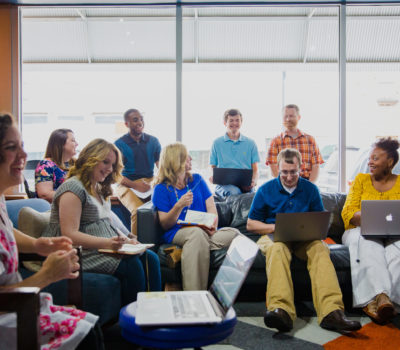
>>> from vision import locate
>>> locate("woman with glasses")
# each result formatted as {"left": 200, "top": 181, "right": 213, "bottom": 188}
{"left": 342, "top": 137, "right": 400, "bottom": 324}
{"left": 152, "top": 143, "right": 239, "bottom": 290}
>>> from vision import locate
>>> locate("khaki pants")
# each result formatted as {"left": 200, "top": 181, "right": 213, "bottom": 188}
{"left": 172, "top": 226, "right": 239, "bottom": 291}
{"left": 115, "top": 178, "right": 153, "bottom": 235}
{"left": 257, "top": 235, "right": 344, "bottom": 324}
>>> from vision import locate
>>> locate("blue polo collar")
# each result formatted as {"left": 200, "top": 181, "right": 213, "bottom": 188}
{"left": 277, "top": 176, "right": 304, "bottom": 195}
{"left": 223, "top": 133, "right": 243, "bottom": 142}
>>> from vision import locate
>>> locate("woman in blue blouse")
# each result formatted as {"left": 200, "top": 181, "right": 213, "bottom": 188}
{"left": 152, "top": 143, "right": 238, "bottom": 290}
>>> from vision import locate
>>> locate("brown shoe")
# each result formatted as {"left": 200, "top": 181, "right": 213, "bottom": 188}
{"left": 320, "top": 310, "right": 361, "bottom": 332}
{"left": 363, "top": 299, "right": 384, "bottom": 324}
{"left": 376, "top": 293, "right": 396, "bottom": 322}
{"left": 264, "top": 308, "right": 293, "bottom": 332}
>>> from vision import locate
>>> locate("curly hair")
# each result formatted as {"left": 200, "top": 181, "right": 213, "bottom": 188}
{"left": 373, "top": 137, "right": 400, "bottom": 169}
{"left": 154, "top": 142, "right": 192, "bottom": 187}
{"left": 0, "top": 113, "right": 15, "bottom": 163}
{"left": 68, "top": 139, "right": 123, "bottom": 199}
{"left": 44, "top": 128, "right": 74, "bottom": 170}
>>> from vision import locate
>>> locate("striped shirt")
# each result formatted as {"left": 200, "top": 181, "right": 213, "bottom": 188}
{"left": 266, "top": 129, "right": 324, "bottom": 179}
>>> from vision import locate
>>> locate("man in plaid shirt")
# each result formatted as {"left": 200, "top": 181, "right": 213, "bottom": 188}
{"left": 266, "top": 104, "right": 324, "bottom": 183}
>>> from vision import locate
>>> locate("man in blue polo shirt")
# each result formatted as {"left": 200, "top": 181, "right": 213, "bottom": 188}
{"left": 209, "top": 108, "right": 259, "bottom": 197}
{"left": 247, "top": 148, "right": 361, "bottom": 333}
{"left": 115, "top": 108, "right": 161, "bottom": 235}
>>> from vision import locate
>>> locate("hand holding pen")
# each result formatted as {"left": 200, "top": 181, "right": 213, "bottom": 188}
{"left": 177, "top": 190, "right": 193, "bottom": 210}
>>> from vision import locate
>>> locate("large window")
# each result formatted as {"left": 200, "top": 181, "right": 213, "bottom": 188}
{"left": 21, "top": 7, "right": 176, "bottom": 164}
{"left": 181, "top": 7, "right": 339, "bottom": 190}
{"left": 19, "top": 4, "right": 400, "bottom": 193}
{"left": 346, "top": 6, "right": 400, "bottom": 186}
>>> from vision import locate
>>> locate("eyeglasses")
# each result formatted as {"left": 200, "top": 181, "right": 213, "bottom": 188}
{"left": 280, "top": 170, "right": 300, "bottom": 177}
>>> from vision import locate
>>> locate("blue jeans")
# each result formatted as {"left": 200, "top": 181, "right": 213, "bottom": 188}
{"left": 114, "top": 249, "right": 161, "bottom": 305}
{"left": 215, "top": 184, "right": 242, "bottom": 198}
{"left": 214, "top": 184, "right": 258, "bottom": 198}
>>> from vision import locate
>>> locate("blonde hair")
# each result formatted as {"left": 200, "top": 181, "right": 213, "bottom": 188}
{"left": 154, "top": 142, "right": 192, "bottom": 187}
{"left": 68, "top": 139, "right": 123, "bottom": 199}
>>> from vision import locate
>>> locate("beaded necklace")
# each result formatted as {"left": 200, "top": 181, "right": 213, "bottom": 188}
{"left": 173, "top": 184, "right": 192, "bottom": 213}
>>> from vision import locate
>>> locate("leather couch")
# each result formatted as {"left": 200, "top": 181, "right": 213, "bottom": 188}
{"left": 137, "top": 192, "right": 353, "bottom": 307}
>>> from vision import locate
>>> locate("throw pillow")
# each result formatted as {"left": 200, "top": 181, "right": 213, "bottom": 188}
{"left": 18, "top": 207, "right": 50, "bottom": 238}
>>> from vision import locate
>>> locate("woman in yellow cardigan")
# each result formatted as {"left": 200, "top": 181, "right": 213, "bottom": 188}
{"left": 342, "top": 138, "right": 400, "bottom": 324}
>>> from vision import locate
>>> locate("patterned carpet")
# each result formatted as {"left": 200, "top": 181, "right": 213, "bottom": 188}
{"left": 104, "top": 301, "right": 400, "bottom": 350}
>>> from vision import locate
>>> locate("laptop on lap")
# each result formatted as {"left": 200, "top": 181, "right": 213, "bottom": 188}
{"left": 273, "top": 211, "right": 331, "bottom": 242}
{"left": 135, "top": 235, "right": 259, "bottom": 326}
{"left": 361, "top": 200, "right": 400, "bottom": 238}
{"left": 213, "top": 168, "right": 253, "bottom": 187}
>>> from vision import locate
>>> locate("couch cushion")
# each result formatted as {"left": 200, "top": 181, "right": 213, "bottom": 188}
{"left": 320, "top": 192, "right": 347, "bottom": 243}
{"left": 18, "top": 207, "right": 50, "bottom": 238}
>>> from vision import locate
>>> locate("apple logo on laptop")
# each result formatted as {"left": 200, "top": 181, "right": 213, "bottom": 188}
{"left": 386, "top": 214, "right": 393, "bottom": 222}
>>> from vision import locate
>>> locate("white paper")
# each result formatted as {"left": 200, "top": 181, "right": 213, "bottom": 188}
{"left": 129, "top": 187, "right": 153, "bottom": 199}
{"left": 177, "top": 210, "right": 217, "bottom": 228}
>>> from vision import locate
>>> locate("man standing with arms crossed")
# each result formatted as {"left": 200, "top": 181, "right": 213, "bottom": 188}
{"left": 247, "top": 148, "right": 361, "bottom": 333}
{"left": 210, "top": 108, "right": 260, "bottom": 197}
{"left": 267, "top": 104, "right": 323, "bottom": 183}
{"left": 115, "top": 109, "right": 161, "bottom": 235}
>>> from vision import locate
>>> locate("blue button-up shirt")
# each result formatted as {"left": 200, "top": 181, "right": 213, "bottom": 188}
{"left": 248, "top": 177, "right": 324, "bottom": 223}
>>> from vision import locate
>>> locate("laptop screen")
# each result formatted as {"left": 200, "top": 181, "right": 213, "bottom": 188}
{"left": 209, "top": 235, "right": 259, "bottom": 312}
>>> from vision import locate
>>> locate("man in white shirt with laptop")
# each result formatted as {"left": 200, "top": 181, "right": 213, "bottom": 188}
{"left": 246, "top": 148, "right": 361, "bottom": 333}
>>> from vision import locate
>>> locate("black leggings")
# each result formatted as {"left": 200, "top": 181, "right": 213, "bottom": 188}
{"left": 76, "top": 321, "right": 105, "bottom": 350}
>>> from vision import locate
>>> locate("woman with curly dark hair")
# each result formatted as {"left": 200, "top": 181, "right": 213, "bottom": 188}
{"left": 342, "top": 137, "right": 400, "bottom": 324}
{"left": 43, "top": 138, "right": 161, "bottom": 305}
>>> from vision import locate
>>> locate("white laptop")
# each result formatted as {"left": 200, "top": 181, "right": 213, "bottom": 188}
{"left": 361, "top": 200, "right": 400, "bottom": 238}
{"left": 135, "top": 235, "right": 259, "bottom": 326}
{"left": 273, "top": 211, "right": 331, "bottom": 242}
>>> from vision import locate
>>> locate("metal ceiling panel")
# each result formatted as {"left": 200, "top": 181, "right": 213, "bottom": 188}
{"left": 87, "top": 20, "right": 176, "bottom": 61}
{"left": 347, "top": 18, "right": 400, "bottom": 62}
{"left": 306, "top": 19, "right": 338, "bottom": 62}
{"left": 198, "top": 19, "right": 307, "bottom": 62}
{"left": 22, "top": 20, "right": 88, "bottom": 62}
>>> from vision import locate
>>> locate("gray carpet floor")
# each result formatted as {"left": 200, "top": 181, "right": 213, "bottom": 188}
{"left": 103, "top": 301, "right": 375, "bottom": 350}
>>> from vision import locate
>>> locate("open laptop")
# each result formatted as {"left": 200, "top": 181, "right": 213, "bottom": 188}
{"left": 135, "top": 235, "right": 259, "bottom": 326}
{"left": 273, "top": 211, "right": 331, "bottom": 242}
{"left": 213, "top": 168, "right": 253, "bottom": 187}
{"left": 361, "top": 200, "right": 400, "bottom": 238}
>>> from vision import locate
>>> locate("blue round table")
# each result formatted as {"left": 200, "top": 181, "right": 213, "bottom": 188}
{"left": 119, "top": 302, "right": 237, "bottom": 349}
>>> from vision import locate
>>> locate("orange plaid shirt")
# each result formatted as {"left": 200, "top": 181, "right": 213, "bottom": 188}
{"left": 266, "top": 129, "right": 324, "bottom": 179}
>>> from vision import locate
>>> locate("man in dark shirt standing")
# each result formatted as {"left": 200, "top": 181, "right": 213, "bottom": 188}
{"left": 115, "top": 109, "right": 161, "bottom": 235}
{"left": 247, "top": 148, "right": 360, "bottom": 333}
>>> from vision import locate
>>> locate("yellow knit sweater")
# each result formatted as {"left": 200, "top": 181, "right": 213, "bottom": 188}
{"left": 341, "top": 173, "right": 400, "bottom": 230}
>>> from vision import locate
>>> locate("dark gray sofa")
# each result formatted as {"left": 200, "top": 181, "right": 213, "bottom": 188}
{"left": 137, "top": 192, "right": 353, "bottom": 307}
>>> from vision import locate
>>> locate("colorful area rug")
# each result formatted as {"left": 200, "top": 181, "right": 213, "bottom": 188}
{"left": 324, "top": 322, "right": 400, "bottom": 350}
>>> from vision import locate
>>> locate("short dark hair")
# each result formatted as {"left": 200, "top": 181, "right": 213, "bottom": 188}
{"left": 0, "top": 113, "right": 15, "bottom": 163}
{"left": 373, "top": 137, "right": 400, "bottom": 169}
{"left": 223, "top": 108, "right": 242, "bottom": 122}
{"left": 284, "top": 104, "right": 300, "bottom": 114}
{"left": 123, "top": 108, "right": 141, "bottom": 122}
{"left": 277, "top": 148, "right": 302, "bottom": 166}
{"left": 44, "top": 129, "right": 73, "bottom": 169}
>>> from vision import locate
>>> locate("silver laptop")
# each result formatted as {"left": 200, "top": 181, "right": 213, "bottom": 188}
{"left": 361, "top": 200, "right": 400, "bottom": 238}
{"left": 135, "top": 235, "right": 259, "bottom": 326}
{"left": 273, "top": 211, "right": 331, "bottom": 242}
{"left": 213, "top": 168, "right": 253, "bottom": 187}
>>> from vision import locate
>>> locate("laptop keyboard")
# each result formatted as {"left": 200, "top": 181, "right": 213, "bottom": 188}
{"left": 171, "top": 294, "right": 210, "bottom": 318}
